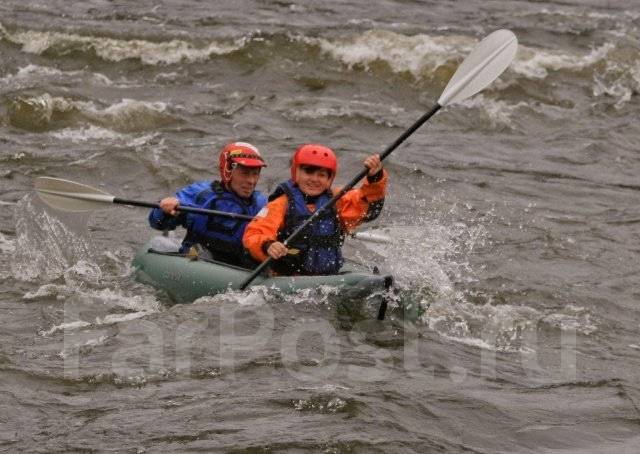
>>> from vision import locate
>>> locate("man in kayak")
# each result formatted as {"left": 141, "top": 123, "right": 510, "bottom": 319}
{"left": 149, "top": 141, "right": 267, "bottom": 267}
{"left": 242, "top": 143, "right": 386, "bottom": 275}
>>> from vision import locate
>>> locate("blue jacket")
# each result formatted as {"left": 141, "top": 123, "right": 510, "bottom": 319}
{"left": 149, "top": 180, "right": 266, "bottom": 266}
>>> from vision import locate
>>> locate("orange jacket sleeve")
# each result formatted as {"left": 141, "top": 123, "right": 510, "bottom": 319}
{"left": 243, "top": 195, "right": 288, "bottom": 262}
{"left": 335, "top": 169, "right": 388, "bottom": 232}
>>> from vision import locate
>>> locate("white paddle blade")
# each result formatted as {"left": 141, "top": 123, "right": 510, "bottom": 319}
{"left": 351, "top": 231, "right": 392, "bottom": 244}
{"left": 438, "top": 29, "right": 517, "bottom": 106}
{"left": 34, "top": 177, "right": 115, "bottom": 212}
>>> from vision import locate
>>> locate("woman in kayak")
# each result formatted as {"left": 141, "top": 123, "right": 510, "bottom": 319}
{"left": 243, "top": 143, "right": 387, "bottom": 275}
{"left": 149, "top": 142, "right": 267, "bottom": 267}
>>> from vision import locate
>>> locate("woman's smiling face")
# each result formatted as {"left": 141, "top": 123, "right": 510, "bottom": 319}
{"left": 295, "top": 165, "right": 332, "bottom": 196}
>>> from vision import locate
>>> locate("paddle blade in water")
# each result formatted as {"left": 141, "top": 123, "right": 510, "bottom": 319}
{"left": 34, "top": 177, "right": 115, "bottom": 212}
{"left": 438, "top": 29, "right": 518, "bottom": 106}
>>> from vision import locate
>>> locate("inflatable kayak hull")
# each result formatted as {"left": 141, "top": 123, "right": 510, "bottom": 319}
{"left": 132, "top": 239, "right": 393, "bottom": 309}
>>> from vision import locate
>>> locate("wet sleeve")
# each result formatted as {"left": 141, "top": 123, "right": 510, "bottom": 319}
{"left": 147, "top": 181, "right": 208, "bottom": 231}
{"left": 242, "top": 195, "right": 288, "bottom": 262}
{"left": 335, "top": 169, "right": 388, "bottom": 232}
{"left": 148, "top": 207, "right": 183, "bottom": 231}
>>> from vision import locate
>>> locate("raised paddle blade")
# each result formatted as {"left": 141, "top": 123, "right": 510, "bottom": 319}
{"left": 438, "top": 29, "right": 517, "bottom": 106}
{"left": 35, "top": 177, "right": 115, "bottom": 212}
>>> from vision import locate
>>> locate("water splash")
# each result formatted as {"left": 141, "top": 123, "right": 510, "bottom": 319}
{"left": 12, "top": 195, "right": 94, "bottom": 282}
{"left": 358, "top": 197, "right": 599, "bottom": 351}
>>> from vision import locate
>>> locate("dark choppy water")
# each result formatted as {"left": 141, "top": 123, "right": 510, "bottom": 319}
{"left": 2, "top": 1, "right": 640, "bottom": 452}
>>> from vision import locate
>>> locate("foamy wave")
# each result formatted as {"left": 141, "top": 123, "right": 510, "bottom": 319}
{"left": 40, "top": 320, "right": 91, "bottom": 336}
{"left": 592, "top": 56, "right": 640, "bottom": 108}
{"left": 458, "top": 94, "right": 530, "bottom": 129}
{"left": 0, "top": 64, "right": 114, "bottom": 95}
{"left": 85, "top": 98, "right": 172, "bottom": 132}
{"left": 280, "top": 96, "right": 407, "bottom": 126}
{"left": 9, "top": 93, "right": 174, "bottom": 132}
{"left": 8, "top": 93, "right": 91, "bottom": 131}
{"left": 537, "top": 7, "right": 640, "bottom": 22}
{"left": 51, "top": 125, "right": 125, "bottom": 142}
{"left": 15, "top": 64, "right": 66, "bottom": 78}
{"left": 427, "top": 301, "right": 542, "bottom": 353}
{"left": 2, "top": 24, "right": 245, "bottom": 65}
{"left": 513, "top": 43, "right": 614, "bottom": 79}
{"left": 302, "top": 29, "right": 474, "bottom": 79}
{"left": 303, "top": 29, "right": 636, "bottom": 107}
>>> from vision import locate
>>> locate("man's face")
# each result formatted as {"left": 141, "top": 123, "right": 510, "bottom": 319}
{"left": 228, "top": 164, "right": 261, "bottom": 198}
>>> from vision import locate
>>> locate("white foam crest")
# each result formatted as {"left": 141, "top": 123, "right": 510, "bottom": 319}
{"left": 12, "top": 93, "right": 95, "bottom": 125}
{"left": 193, "top": 283, "right": 340, "bottom": 308}
{"left": 95, "top": 312, "right": 150, "bottom": 325}
{"left": 83, "top": 98, "right": 172, "bottom": 132}
{"left": 5, "top": 27, "right": 246, "bottom": 65}
{"left": 51, "top": 125, "right": 125, "bottom": 142}
{"left": 281, "top": 96, "right": 406, "bottom": 126}
{"left": 0, "top": 231, "right": 15, "bottom": 255}
{"left": 16, "top": 64, "right": 66, "bottom": 78}
{"left": 458, "top": 94, "right": 528, "bottom": 129}
{"left": 25, "top": 281, "right": 161, "bottom": 316}
{"left": 426, "top": 299, "right": 541, "bottom": 353}
{"left": 23, "top": 284, "right": 64, "bottom": 300}
{"left": 424, "top": 292, "right": 598, "bottom": 351}
{"left": 83, "top": 287, "right": 161, "bottom": 313}
{"left": 541, "top": 311, "right": 597, "bottom": 336}
{"left": 0, "top": 64, "right": 114, "bottom": 90}
{"left": 302, "top": 30, "right": 474, "bottom": 79}
{"left": 284, "top": 285, "right": 341, "bottom": 307}
{"left": 16, "top": 93, "right": 174, "bottom": 132}
{"left": 592, "top": 59, "right": 640, "bottom": 108}
{"left": 632, "top": 61, "right": 640, "bottom": 87}
{"left": 513, "top": 43, "right": 614, "bottom": 79}
{"left": 0, "top": 232, "right": 17, "bottom": 280}
{"left": 40, "top": 320, "right": 91, "bottom": 336}
{"left": 593, "top": 76, "right": 633, "bottom": 108}
{"left": 193, "top": 285, "right": 269, "bottom": 307}
{"left": 537, "top": 7, "right": 640, "bottom": 21}
{"left": 40, "top": 308, "right": 154, "bottom": 337}
{"left": 12, "top": 196, "right": 94, "bottom": 282}
{"left": 302, "top": 30, "right": 616, "bottom": 85}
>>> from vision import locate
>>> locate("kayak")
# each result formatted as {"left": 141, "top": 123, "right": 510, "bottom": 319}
{"left": 132, "top": 237, "right": 393, "bottom": 310}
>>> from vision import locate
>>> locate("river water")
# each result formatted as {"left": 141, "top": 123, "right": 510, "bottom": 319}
{"left": 1, "top": 1, "right": 639, "bottom": 452}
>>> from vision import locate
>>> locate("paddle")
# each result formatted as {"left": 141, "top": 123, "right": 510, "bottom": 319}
{"left": 34, "top": 176, "right": 394, "bottom": 243}
{"left": 34, "top": 176, "right": 255, "bottom": 220}
{"left": 239, "top": 29, "right": 518, "bottom": 291}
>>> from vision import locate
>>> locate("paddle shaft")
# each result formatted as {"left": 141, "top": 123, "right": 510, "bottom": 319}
{"left": 112, "top": 197, "right": 254, "bottom": 220}
{"left": 239, "top": 103, "right": 442, "bottom": 290}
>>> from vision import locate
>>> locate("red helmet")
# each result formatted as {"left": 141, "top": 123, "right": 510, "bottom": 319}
{"left": 218, "top": 142, "right": 266, "bottom": 185}
{"left": 291, "top": 144, "right": 338, "bottom": 182}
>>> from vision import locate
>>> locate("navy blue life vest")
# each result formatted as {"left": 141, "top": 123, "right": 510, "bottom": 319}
{"left": 269, "top": 180, "right": 344, "bottom": 275}
{"left": 184, "top": 181, "right": 266, "bottom": 266}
